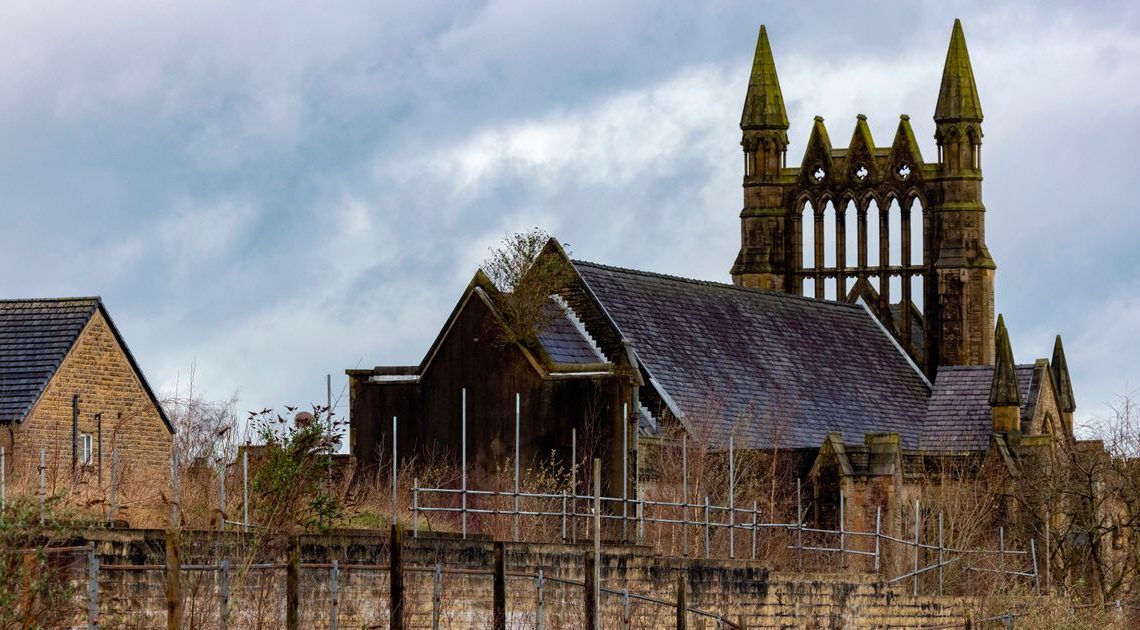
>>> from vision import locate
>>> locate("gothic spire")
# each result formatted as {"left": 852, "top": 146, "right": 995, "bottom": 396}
{"left": 934, "top": 19, "right": 983, "bottom": 123}
{"left": 1051, "top": 335, "right": 1076, "bottom": 413}
{"left": 989, "top": 314, "right": 1021, "bottom": 406}
{"left": 741, "top": 25, "right": 789, "bottom": 130}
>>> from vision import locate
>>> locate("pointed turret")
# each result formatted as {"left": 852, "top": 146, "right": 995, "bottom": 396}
{"left": 1051, "top": 335, "right": 1076, "bottom": 413}
{"left": 741, "top": 25, "right": 789, "bottom": 131}
{"left": 990, "top": 315, "right": 1022, "bottom": 434}
{"left": 733, "top": 25, "right": 791, "bottom": 290}
{"left": 935, "top": 19, "right": 983, "bottom": 123}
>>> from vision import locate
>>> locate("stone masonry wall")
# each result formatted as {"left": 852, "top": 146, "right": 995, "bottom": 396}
{"left": 81, "top": 528, "right": 973, "bottom": 628}
{"left": 3, "top": 310, "right": 171, "bottom": 519}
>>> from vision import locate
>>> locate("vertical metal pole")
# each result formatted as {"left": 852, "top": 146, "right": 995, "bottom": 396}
{"left": 751, "top": 501, "right": 758, "bottom": 561}
{"left": 109, "top": 449, "right": 118, "bottom": 526}
{"left": 219, "top": 559, "right": 229, "bottom": 630}
{"left": 514, "top": 393, "right": 521, "bottom": 543}
{"left": 592, "top": 458, "right": 601, "bottom": 630}
{"left": 703, "top": 496, "right": 710, "bottom": 559}
{"left": 1031, "top": 539, "right": 1040, "bottom": 595}
{"left": 999, "top": 526, "right": 1006, "bottom": 579}
{"left": 874, "top": 507, "right": 881, "bottom": 574}
{"left": 329, "top": 560, "right": 339, "bottom": 630}
{"left": 913, "top": 499, "right": 920, "bottom": 596}
{"left": 938, "top": 512, "right": 944, "bottom": 596}
{"left": 412, "top": 478, "right": 419, "bottom": 538}
{"left": 391, "top": 415, "right": 398, "bottom": 527}
{"left": 462, "top": 388, "right": 467, "bottom": 540}
{"left": 561, "top": 491, "right": 568, "bottom": 542}
{"left": 242, "top": 450, "right": 249, "bottom": 533}
{"left": 535, "top": 569, "right": 545, "bottom": 630}
{"left": 432, "top": 562, "right": 442, "bottom": 630}
{"left": 682, "top": 434, "right": 689, "bottom": 557}
{"left": 87, "top": 547, "right": 99, "bottom": 630}
{"left": 218, "top": 461, "right": 226, "bottom": 532}
{"left": 1, "top": 446, "right": 6, "bottom": 512}
{"left": 796, "top": 478, "right": 803, "bottom": 571}
{"left": 39, "top": 448, "right": 46, "bottom": 526}
{"left": 637, "top": 487, "right": 645, "bottom": 545}
{"left": 839, "top": 491, "right": 846, "bottom": 567}
{"left": 571, "top": 427, "right": 577, "bottom": 544}
{"left": 622, "top": 402, "right": 628, "bottom": 544}
{"left": 622, "top": 589, "right": 631, "bottom": 630}
{"left": 728, "top": 436, "right": 734, "bottom": 559}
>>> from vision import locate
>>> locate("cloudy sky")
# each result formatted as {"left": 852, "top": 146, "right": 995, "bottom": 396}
{"left": 2, "top": 1, "right": 1138, "bottom": 433}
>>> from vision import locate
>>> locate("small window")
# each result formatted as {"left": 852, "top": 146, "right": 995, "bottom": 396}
{"left": 80, "top": 433, "right": 93, "bottom": 465}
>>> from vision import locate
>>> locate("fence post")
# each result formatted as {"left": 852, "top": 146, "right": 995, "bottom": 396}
{"left": 461, "top": 389, "right": 468, "bottom": 540}
{"left": 561, "top": 491, "right": 568, "bottom": 542}
{"left": 535, "top": 569, "right": 545, "bottom": 630}
{"left": 591, "top": 459, "right": 601, "bottom": 630}
{"left": 219, "top": 559, "right": 229, "bottom": 630}
{"left": 412, "top": 477, "right": 419, "bottom": 538}
{"left": 584, "top": 551, "right": 598, "bottom": 630}
{"left": 87, "top": 547, "right": 99, "bottom": 630}
{"left": 999, "top": 526, "right": 1005, "bottom": 581}
{"left": 515, "top": 393, "right": 521, "bottom": 543}
{"left": 839, "top": 492, "right": 846, "bottom": 569}
{"left": 622, "top": 401, "right": 629, "bottom": 544}
{"left": 703, "top": 496, "right": 710, "bottom": 559}
{"left": 242, "top": 449, "right": 249, "bottom": 532}
{"left": 682, "top": 434, "right": 689, "bottom": 557}
{"left": 1030, "top": 539, "right": 1040, "bottom": 595}
{"left": 329, "top": 560, "right": 339, "bottom": 630}
{"left": 676, "top": 574, "right": 687, "bottom": 630}
{"left": 938, "top": 512, "right": 944, "bottom": 596}
{"left": 165, "top": 529, "right": 182, "bottom": 630}
{"left": 637, "top": 488, "right": 645, "bottom": 545}
{"left": 286, "top": 537, "right": 299, "bottom": 630}
{"left": 432, "top": 563, "right": 442, "bottom": 630}
{"left": 913, "top": 499, "right": 920, "bottom": 597}
{"left": 874, "top": 506, "right": 881, "bottom": 574}
{"left": 796, "top": 478, "right": 803, "bottom": 571}
{"left": 571, "top": 427, "right": 577, "bottom": 544}
{"left": 622, "top": 588, "right": 631, "bottom": 630}
{"left": 751, "top": 501, "right": 758, "bottom": 561}
{"left": 390, "top": 524, "right": 405, "bottom": 629}
{"left": 1, "top": 446, "right": 5, "bottom": 512}
{"left": 391, "top": 415, "right": 398, "bottom": 527}
{"left": 493, "top": 542, "right": 506, "bottom": 630}
{"left": 728, "top": 436, "right": 735, "bottom": 559}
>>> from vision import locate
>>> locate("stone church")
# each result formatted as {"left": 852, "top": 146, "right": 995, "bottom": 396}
{"left": 348, "top": 21, "right": 1076, "bottom": 535}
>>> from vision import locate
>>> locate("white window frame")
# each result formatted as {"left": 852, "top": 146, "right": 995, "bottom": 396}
{"left": 80, "top": 433, "right": 93, "bottom": 466}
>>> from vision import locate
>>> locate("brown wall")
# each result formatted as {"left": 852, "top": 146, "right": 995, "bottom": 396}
{"left": 1, "top": 309, "right": 172, "bottom": 513}
{"left": 351, "top": 293, "right": 626, "bottom": 490}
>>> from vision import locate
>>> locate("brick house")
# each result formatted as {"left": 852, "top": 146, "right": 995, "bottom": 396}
{"left": 0, "top": 298, "right": 173, "bottom": 513}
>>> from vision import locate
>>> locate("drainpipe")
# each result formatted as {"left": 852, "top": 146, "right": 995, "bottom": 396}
{"left": 72, "top": 395, "right": 80, "bottom": 474}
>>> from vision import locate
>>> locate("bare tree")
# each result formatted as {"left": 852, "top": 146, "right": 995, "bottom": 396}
{"left": 162, "top": 365, "right": 241, "bottom": 469}
{"left": 481, "top": 228, "right": 575, "bottom": 348}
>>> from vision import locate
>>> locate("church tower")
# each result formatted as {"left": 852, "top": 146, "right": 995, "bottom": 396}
{"left": 730, "top": 25, "right": 791, "bottom": 291}
{"left": 928, "top": 19, "right": 996, "bottom": 366}
{"left": 729, "top": 20, "right": 997, "bottom": 376}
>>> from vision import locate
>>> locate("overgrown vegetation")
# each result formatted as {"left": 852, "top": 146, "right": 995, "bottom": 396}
{"left": 481, "top": 227, "right": 575, "bottom": 348}
{"left": 0, "top": 496, "right": 89, "bottom": 629}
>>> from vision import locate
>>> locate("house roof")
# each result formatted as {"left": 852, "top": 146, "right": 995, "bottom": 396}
{"left": 571, "top": 261, "right": 932, "bottom": 449}
{"left": 537, "top": 299, "right": 605, "bottom": 365}
{"left": 0, "top": 297, "right": 173, "bottom": 432}
{"left": 921, "top": 365, "right": 1035, "bottom": 451}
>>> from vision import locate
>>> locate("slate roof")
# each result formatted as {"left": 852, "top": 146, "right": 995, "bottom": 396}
{"left": 921, "top": 365, "right": 1035, "bottom": 451}
{"left": 0, "top": 298, "right": 172, "bottom": 431}
{"left": 0, "top": 298, "right": 101, "bottom": 422}
{"left": 537, "top": 301, "right": 605, "bottom": 365}
{"left": 572, "top": 261, "right": 932, "bottom": 449}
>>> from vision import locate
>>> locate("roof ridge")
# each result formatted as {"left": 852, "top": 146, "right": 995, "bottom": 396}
{"left": 0, "top": 296, "right": 102, "bottom": 304}
{"left": 571, "top": 259, "right": 864, "bottom": 311}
